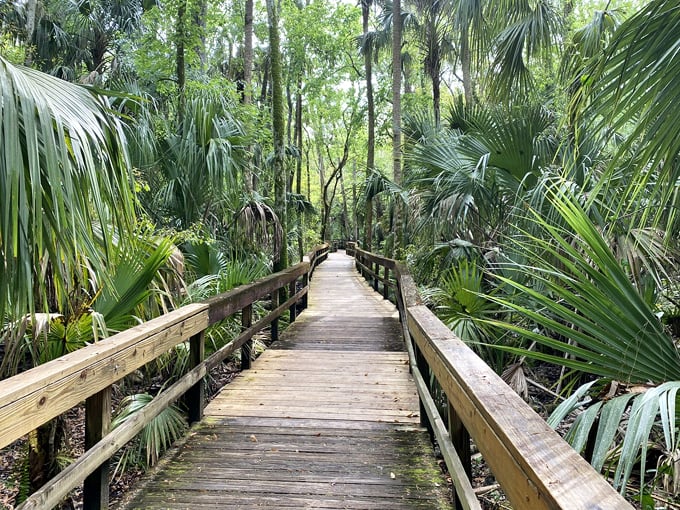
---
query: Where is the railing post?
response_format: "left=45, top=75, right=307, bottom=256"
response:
left=241, top=304, right=253, bottom=370
left=448, top=401, right=472, bottom=510
left=415, top=345, right=434, bottom=439
left=302, top=271, right=309, bottom=310
left=289, top=279, right=297, bottom=323
left=187, top=331, right=205, bottom=423
left=383, top=267, right=390, bottom=300
left=271, top=291, right=279, bottom=343
left=373, top=262, right=379, bottom=291
left=84, top=387, right=111, bottom=510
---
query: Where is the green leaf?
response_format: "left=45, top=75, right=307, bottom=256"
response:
left=548, top=380, right=597, bottom=428
left=591, top=393, right=635, bottom=472
left=566, top=401, right=602, bottom=455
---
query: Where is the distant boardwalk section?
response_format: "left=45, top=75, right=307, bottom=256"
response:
left=122, top=252, right=451, bottom=509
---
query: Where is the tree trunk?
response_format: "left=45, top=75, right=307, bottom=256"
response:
left=295, top=79, right=304, bottom=261
left=23, top=0, right=37, bottom=66
left=321, top=123, right=352, bottom=243
left=461, top=23, right=473, bottom=105
left=362, top=0, right=375, bottom=250
left=431, top=62, right=441, bottom=127
left=243, top=0, right=254, bottom=103
left=340, top=168, right=350, bottom=240
left=267, top=0, right=288, bottom=272
left=392, top=0, right=403, bottom=249
left=243, top=0, right=255, bottom=192
left=259, top=54, right=270, bottom=105
left=176, top=0, right=188, bottom=126
left=286, top=83, right=293, bottom=148
left=352, top=160, right=359, bottom=241
left=317, top=142, right=328, bottom=240
left=25, top=417, right=67, bottom=504
left=192, top=0, right=208, bottom=72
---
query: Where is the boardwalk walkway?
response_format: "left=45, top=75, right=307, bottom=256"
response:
left=122, top=252, right=450, bottom=509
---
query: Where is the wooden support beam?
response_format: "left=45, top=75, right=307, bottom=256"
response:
left=449, top=401, right=472, bottom=510
left=187, top=331, right=205, bottom=423
left=301, top=272, right=309, bottom=309
left=289, top=279, right=297, bottom=322
left=271, top=291, right=279, bottom=343
left=83, top=387, right=111, bottom=510
left=383, top=267, right=390, bottom=299
left=241, top=304, right=253, bottom=370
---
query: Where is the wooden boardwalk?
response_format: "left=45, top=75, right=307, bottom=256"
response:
left=122, top=252, right=450, bottom=509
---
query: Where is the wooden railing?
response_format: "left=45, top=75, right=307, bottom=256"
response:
left=347, top=242, right=633, bottom=510
left=0, top=243, right=330, bottom=510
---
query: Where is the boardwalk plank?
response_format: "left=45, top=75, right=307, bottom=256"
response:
left=120, top=252, right=451, bottom=509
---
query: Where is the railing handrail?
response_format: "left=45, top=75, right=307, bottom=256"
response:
left=347, top=242, right=632, bottom=510
left=0, top=243, right=330, bottom=510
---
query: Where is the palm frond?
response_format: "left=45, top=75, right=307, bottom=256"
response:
left=0, top=56, right=135, bottom=320
left=550, top=380, right=680, bottom=493
left=483, top=187, right=680, bottom=383
left=112, top=392, right=187, bottom=475
left=487, top=0, right=561, bottom=100
left=577, top=1, right=680, bottom=228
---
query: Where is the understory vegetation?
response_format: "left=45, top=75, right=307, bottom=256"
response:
left=1, top=0, right=679, bottom=507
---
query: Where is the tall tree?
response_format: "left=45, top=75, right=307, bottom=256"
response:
left=176, top=0, right=187, bottom=124
left=392, top=0, right=403, bottom=248
left=412, top=0, right=454, bottom=125
left=242, top=0, right=255, bottom=192
left=243, top=0, right=254, bottom=104
left=362, top=0, right=375, bottom=250
left=23, top=0, right=37, bottom=66
left=266, top=0, right=287, bottom=271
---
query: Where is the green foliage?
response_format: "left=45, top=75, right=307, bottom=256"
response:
left=112, top=392, right=187, bottom=475
left=406, top=101, right=555, bottom=249
left=424, top=259, right=495, bottom=345
left=0, top=56, right=136, bottom=322
left=549, top=380, right=680, bottom=494
left=483, top=188, right=680, bottom=383
left=144, top=91, right=248, bottom=230
left=575, top=0, right=680, bottom=230
left=0, top=232, right=174, bottom=376
left=479, top=186, right=680, bottom=496
left=487, top=0, right=561, bottom=100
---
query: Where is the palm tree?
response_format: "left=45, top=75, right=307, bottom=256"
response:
left=392, top=0, right=403, bottom=250
left=485, top=0, right=561, bottom=101
left=360, top=0, right=376, bottom=250
left=147, top=92, right=247, bottom=231
left=406, top=100, right=555, bottom=249
left=410, top=0, right=456, bottom=126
